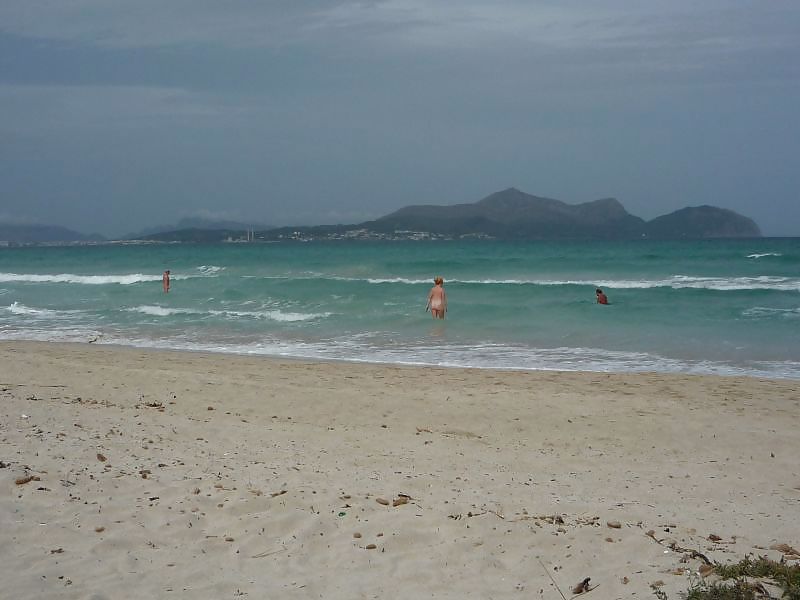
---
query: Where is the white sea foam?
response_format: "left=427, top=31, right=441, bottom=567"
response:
left=1, top=323, right=798, bottom=379
left=209, top=308, right=330, bottom=322
left=360, top=275, right=800, bottom=291
left=197, top=265, right=225, bottom=275
left=0, top=328, right=101, bottom=343
left=8, top=331, right=795, bottom=380
left=0, top=270, right=223, bottom=285
left=0, top=272, right=161, bottom=285
left=241, top=310, right=329, bottom=322
left=126, top=305, right=195, bottom=317
left=5, top=302, right=62, bottom=317
left=547, top=275, right=800, bottom=291
left=660, top=275, right=799, bottom=291
left=5, top=269, right=793, bottom=291
left=747, top=253, right=782, bottom=259
left=742, top=306, right=800, bottom=319
left=367, top=277, right=430, bottom=284
left=575, top=275, right=800, bottom=291
left=125, top=305, right=330, bottom=322
left=250, top=273, right=797, bottom=292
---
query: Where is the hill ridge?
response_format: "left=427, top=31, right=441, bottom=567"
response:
left=143, top=189, right=762, bottom=241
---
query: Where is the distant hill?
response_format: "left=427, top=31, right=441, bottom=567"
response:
left=0, top=223, right=104, bottom=244
left=126, top=217, right=270, bottom=240
left=363, top=188, right=761, bottom=239
left=135, top=188, right=762, bottom=242
left=644, top=205, right=761, bottom=239
left=364, top=188, right=647, bottom=239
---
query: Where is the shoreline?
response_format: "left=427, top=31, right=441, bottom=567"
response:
left=3, top=335, right=798, bottom=381
left=2, top=337, right=792, bottom=379
left=2, top=340, right=798, bottom=598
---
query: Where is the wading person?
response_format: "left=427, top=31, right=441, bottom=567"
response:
left=426, top=276, right=447, bottom=319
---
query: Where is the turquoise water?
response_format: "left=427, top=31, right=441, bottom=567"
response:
left=1, top=239, right=798, bottom=378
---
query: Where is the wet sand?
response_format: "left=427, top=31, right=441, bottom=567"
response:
left=1, top=341, right=798, bottom=599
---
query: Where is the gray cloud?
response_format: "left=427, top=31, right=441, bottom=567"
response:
left=2, top=1, right=797, bottom=55
left=0, top=84, right=236, bottom=133
left=0, top=1, right=321, bottom=48
left=0, top=1, right=798, bottom=236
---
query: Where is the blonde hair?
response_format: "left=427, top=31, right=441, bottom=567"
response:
left=434, top=276, right=444, bottom=285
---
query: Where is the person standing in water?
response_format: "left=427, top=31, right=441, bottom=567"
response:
left=163, top=270, right=171, bottom=293
left=595, top=288, right=608, bottom=304
left=426, top=276, right=447, bottom=319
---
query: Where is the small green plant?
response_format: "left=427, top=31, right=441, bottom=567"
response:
left=652, top=556, right=800, bottom=600
left=650, top=583, right=669, bottom=600
left=685, top=580, right=758, bottom=600
left=715, top=555, right=800, bottom=592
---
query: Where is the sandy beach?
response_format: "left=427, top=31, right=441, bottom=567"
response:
left=1, top=340, right=798, bottom=599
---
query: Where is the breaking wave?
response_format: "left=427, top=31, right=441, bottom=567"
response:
left=359, top=275, right=800, bottom=291
left=125, top=305, right=330, bottom=322
left=742, top=306, right=800, bottom=319
left=0, top=268, right=225, bottom=285
left=4, top=302, right=68, bottom=318
left=0, top=272, right=161, bottom=285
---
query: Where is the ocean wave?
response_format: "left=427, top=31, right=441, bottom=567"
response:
left=0, top=269, right=225, bottom=285
left=125, top=305, right=330, bottom=322
left=585, top=275, right=800, bottom=291
left=3, top=331, right=796, bottom=379
left=742, top=306, right=800, bottom=319
left=0, top=327, right=103, bottom=344
left=528, top=275, right=800, bottom=291
left=360, top=275, right=800, bottom=291
left=240, top=273, right=798, bottom=292
left=5, top=301, right=66, bottom=318
left=747, top=253, right=783, bottom=259
left=125, top=305, right=195, bottom=317
left=366, top=277, right=430, bottom=284
left=659, top=275, right=799, bottom=291
left=210, top=308, right=331, bottom=322
left=0, top=272, right=162, bottom=285
left=197, top=265, right=225, bottom=275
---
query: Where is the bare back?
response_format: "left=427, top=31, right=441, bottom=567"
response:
left=428, top=284, right=447, bottom=318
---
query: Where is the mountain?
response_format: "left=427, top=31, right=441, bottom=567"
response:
left=363, top=188, right=760, bottom=239
left=134, top=188, right=762, bottom=242
left=126, top=217, right=270, bottom=240
left=0, top=223, right=104, bottom=244
left=644, top=205, right=761, bottom=239
left=364, top=188, right=646, bottom=239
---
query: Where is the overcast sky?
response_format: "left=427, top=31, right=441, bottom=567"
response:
left=1, top=1, right=798, bottom=236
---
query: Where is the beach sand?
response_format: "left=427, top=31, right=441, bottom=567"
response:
left=1, top=341, right=798, bottom=599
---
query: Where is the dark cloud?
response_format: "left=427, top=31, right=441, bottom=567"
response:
left=0, top=1, right=798, bottom=235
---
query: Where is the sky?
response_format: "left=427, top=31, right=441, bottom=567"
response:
left=1, top=1, right=799, bottom=237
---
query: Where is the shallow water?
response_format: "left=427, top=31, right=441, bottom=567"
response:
left=1, top=238, right=798, bottom=378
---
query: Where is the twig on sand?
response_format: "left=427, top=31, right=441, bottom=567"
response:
left=644, top=530, right=712, bottom=565
left=538, top=558, right=567, bottom=600
left=251, top=547, right=287, bottom=559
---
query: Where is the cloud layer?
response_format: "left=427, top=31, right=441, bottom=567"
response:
left=1, top=1, right=799, bottom=235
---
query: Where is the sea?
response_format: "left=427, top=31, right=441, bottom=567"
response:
left=1, top=239, right=799, bottom=379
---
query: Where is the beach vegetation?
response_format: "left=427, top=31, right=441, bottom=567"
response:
left=651, top=556, right=800, bottom=599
